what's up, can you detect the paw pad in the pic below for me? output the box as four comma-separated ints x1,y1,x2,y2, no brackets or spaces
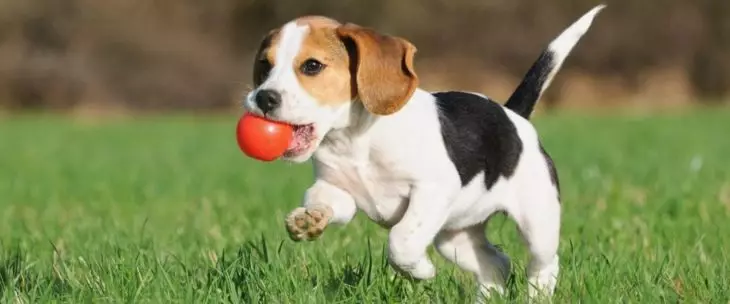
285,207,330,241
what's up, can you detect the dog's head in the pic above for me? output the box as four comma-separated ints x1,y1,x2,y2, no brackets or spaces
243,16,419,162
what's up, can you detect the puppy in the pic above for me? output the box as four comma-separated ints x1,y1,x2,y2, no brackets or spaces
243,5,605,300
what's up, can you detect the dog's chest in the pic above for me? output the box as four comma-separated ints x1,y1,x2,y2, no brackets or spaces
314,140,411,227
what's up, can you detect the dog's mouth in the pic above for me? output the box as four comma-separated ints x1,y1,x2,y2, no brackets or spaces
284,124,316,157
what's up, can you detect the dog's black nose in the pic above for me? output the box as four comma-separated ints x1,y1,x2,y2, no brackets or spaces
254,89,281,114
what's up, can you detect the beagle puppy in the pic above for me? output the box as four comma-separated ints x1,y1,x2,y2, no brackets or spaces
243,5,605,300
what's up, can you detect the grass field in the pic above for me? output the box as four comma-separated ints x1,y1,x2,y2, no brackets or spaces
1,109,729,303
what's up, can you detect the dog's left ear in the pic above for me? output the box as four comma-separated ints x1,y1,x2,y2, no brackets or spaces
336,23,418,115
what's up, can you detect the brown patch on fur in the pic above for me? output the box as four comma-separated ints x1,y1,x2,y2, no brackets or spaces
293,19,354,106
252,29,281,86
336,23,418,115
257,16,418,113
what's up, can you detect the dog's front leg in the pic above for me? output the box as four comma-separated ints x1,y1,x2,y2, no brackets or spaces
388,183,453,280
285,179,356,241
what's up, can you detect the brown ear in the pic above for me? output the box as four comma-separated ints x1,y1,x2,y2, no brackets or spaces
336,23,418,115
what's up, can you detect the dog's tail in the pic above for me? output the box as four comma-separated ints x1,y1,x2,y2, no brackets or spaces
504,5,605,119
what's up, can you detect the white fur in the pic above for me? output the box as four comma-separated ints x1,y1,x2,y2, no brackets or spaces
245,21,352,163
243,5,605,301
541,4,606,95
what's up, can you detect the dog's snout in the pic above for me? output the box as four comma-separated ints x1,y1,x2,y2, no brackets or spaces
254,89,281,114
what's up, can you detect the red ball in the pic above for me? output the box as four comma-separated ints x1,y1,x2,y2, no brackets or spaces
236,113,293,161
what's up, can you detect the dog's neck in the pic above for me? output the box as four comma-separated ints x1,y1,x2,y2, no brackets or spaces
315,88,431,164
346,100,380,136
322,99,376,142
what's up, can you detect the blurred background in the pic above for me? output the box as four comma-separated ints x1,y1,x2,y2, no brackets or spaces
2,2,730,302
0,0,729,115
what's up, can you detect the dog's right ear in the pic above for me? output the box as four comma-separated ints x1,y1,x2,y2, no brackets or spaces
336,23,418,116
253,29,280,86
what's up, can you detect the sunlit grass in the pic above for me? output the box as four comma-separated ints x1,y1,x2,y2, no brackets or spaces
1,109,729,302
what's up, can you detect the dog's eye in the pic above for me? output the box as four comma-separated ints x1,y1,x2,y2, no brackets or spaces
300,59,325,76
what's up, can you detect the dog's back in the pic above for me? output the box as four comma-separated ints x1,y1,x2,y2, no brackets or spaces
253,5,607,302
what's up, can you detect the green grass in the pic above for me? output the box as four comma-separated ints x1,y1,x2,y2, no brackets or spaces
1,109,729,303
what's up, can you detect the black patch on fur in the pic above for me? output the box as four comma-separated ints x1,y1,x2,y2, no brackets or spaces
434,91,523,189
539,143,560,199
252,32,276,86
504,51,555,119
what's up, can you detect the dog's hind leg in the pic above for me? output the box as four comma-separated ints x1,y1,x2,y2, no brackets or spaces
434,225,510,303
512,186,562,299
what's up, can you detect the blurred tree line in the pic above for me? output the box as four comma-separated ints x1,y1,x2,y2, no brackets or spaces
0,0,728,112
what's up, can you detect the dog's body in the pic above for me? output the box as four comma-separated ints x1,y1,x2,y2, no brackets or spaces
243,5,604,300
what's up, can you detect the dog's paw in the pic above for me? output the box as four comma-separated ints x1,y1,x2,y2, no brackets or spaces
389,256,436,280
285,206,331,241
